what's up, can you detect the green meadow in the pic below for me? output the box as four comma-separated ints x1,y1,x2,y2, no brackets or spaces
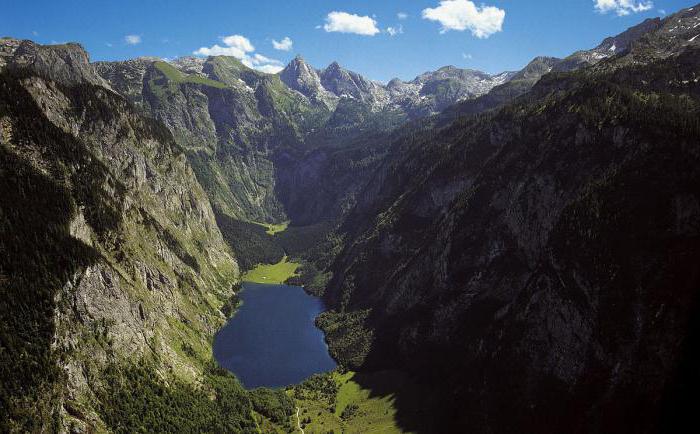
291,370,425,434
252,220,290,236
242,256,300,284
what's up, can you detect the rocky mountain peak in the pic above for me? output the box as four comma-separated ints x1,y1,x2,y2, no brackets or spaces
281,55,317,79
325,61,343,73
1,39,110,88
386,78,406,89
319,61,377,101
170,56,206,75
553,14,668,72
293,54,305,61
509,56,561,81
597,17,663,54
280,55,336,108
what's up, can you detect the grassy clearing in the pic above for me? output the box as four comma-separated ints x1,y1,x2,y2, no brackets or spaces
252,220,290,236
242,256,299,284
154,61,227,89
292,370,418,434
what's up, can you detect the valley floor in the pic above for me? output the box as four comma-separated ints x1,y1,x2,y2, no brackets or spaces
253,220,291,236
242,256,301,284
288,370,426,434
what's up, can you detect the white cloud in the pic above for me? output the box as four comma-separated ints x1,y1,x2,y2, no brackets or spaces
194,34,255,57
272,36,293,51
323,11,380,36
124,34,142,45
194,34,284,74
106,42,114,47
422,0,505,38
397,12,408,20
221,35,254,52
193,44,243,57
386,25,404,36
462,52,472,59
594,0,653,16
246,53,285,73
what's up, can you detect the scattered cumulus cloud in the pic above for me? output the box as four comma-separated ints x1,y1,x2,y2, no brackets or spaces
462,52,472,59
124,34,142,45
422,0,505,38
323,11,380,36
32,30,39,36
249,53,285,74
397,12,408,20
386,25,404,36
194,34,254,57
272,36,293,51
193,34,284,74
593,0,653,16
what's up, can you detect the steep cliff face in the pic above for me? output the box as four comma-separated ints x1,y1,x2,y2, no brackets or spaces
96,53,526,233
279,55,338,109
324,7,700,433
97,57,308,223
0,39,256,432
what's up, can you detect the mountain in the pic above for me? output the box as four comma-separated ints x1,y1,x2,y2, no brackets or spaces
279,55,337,108
95,53,513,239
2,3,700,432
391,66,516,116
320,4,700,433
318,61,390,108
0,38,268,432
553,17,663,72
281,55,518,117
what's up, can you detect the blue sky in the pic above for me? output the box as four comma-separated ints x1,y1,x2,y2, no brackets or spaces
2,0,697,82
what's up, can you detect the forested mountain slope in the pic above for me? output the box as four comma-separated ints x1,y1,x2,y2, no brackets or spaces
322,5,700,433
0,39,273,433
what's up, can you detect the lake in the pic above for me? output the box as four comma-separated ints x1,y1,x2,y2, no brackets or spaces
213,282,337,388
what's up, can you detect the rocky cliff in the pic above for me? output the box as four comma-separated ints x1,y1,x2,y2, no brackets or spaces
0,39,259,432
96,53,508,230
323,5,700,433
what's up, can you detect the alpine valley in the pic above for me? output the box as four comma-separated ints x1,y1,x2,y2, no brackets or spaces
1,3,700,433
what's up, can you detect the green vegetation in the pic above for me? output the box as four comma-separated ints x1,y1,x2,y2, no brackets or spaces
0,72,123,431
0,69,280,432
291,370,423,433
253,220,290,235
153,61,227,89
215,213,336,291
285,261,332,296
340,403,359,420
276,221,339,262
316,310,374,369
242,256,300,284
95,360,258,433
248,387,295,427
206,56,263,88
220,283,242,318
215,212,286,270
0,144,99,433
278,222,341,295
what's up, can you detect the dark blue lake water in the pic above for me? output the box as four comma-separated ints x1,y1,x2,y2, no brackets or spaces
213,282,337,388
